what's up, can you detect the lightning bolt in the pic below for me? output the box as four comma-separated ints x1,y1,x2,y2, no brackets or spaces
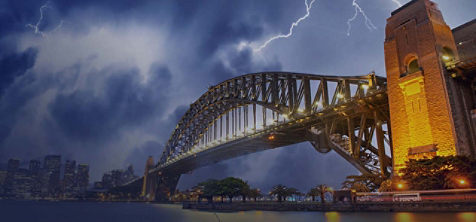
26,2,51,37
253,0,316,52
346,0,377,36
26,1,64,37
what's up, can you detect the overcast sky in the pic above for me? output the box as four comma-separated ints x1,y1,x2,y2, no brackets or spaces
0,0,474,192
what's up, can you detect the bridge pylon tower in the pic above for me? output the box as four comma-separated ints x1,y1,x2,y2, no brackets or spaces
385,0,476,174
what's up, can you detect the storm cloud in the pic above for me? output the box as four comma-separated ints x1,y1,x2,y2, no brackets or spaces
0,0,474,192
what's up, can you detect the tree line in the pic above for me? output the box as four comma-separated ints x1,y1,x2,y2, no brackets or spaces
195,177,333,203
342,155,476,192
192,156,476,203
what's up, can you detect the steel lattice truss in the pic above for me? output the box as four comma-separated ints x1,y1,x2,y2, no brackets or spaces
156,72,392,176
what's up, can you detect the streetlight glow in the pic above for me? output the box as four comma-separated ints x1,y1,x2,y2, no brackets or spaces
397,183,404,189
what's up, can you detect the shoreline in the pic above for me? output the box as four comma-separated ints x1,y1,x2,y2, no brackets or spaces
182,201,476,213
2,199,476,213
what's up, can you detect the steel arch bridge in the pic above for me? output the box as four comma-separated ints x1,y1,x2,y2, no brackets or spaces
142,72,393,201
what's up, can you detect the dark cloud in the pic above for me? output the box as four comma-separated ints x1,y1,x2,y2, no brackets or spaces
0,47,37,94
0,0,474,190
49,65,172,141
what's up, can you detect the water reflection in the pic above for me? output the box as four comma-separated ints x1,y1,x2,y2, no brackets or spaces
1,201,475,222
457,212,476,222
325,211,340,222
395,212,415,222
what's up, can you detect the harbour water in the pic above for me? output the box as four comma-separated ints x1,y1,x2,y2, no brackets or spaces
1,200,475,222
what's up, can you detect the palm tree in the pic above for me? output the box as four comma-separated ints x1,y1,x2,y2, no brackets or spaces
270,184,288,202
307,187,320,202
315,184,330,203
286,187,301,201
270,185,300,202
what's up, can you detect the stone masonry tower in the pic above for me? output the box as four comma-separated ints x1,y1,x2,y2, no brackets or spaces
384,0,469,173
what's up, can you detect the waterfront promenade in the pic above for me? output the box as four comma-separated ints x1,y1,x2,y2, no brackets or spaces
183,201,476,212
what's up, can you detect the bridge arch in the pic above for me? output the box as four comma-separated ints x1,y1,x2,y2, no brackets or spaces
144,72,393,201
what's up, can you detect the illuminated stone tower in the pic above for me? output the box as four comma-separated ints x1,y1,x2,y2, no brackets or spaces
384,0,471,173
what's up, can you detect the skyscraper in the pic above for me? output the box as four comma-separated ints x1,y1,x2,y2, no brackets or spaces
76,164,89,193
43,155,61,196
63,160,76,196
4,159,20,196
102,173,113,189
28,160,41,174
29,160,42,197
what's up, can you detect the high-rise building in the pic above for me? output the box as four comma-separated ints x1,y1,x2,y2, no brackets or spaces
111,169,124,187
12,169,33,199
0,170,7,195
4,159,20,196
28,160,41,174
63,160,76,196
29,160,42,197
122,165,137,183
102,173,113,189
76,164,89,193
43,155,61,195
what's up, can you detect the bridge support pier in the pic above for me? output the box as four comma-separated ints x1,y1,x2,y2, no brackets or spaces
142,169,181,201
155,172,181,201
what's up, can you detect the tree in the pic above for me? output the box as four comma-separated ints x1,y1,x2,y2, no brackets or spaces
198,179,220,203
219,177,249,203
270,184,287,202
308,184,331,203
308,187,320,202
342,174,384,192
247,188,261,202
270,184,300,202
400,156,476,190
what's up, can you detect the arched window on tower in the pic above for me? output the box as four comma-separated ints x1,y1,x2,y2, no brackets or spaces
407,58,420,74
401,55,421,78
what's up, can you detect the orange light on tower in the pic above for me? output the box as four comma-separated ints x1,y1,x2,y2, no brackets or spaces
268,135,275,141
